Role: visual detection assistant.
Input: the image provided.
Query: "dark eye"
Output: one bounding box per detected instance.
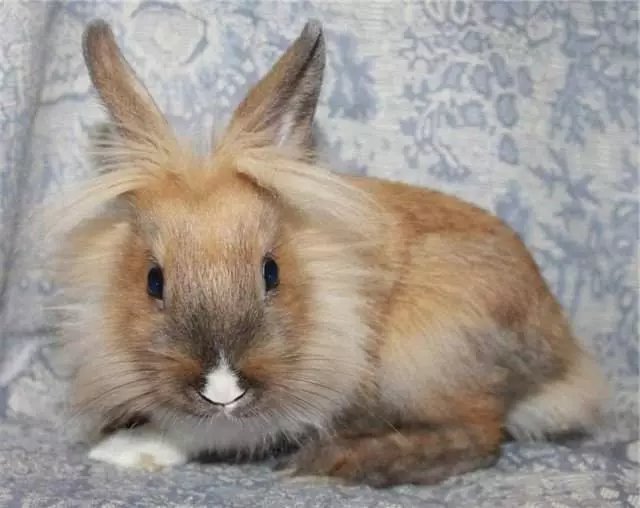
[262,256,279,292]
[147,266,164,300]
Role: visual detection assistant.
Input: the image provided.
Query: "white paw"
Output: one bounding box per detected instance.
[88,427,188,471]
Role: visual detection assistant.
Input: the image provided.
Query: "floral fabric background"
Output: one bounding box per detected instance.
[0,1,638,506]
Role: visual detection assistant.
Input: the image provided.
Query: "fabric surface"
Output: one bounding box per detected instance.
[0,1,638,506]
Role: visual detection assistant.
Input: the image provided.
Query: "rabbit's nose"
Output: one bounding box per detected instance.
[198,361,247,407]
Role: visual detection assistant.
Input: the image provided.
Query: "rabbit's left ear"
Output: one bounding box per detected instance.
[223,20,325,153]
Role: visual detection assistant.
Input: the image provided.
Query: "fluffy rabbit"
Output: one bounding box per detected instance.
[52,19,607,487]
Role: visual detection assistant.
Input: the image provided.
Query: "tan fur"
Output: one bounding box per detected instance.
[49,19,607,486]
[81,20,172,146]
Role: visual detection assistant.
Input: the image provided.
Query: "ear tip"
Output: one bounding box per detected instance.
[300,19,326,65]
[82,19,115,52]
[302,19,324,40]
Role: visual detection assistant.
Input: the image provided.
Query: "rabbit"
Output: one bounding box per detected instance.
[50,18,608,487]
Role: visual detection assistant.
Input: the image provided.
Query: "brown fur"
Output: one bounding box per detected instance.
[49,19,607,486]
[279,393,504,487]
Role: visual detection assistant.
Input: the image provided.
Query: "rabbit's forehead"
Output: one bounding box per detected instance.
[139,177,281,265]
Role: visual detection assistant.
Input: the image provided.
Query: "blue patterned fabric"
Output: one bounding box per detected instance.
[0,1,637,506]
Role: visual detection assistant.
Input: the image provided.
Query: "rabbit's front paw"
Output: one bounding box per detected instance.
[88,427,188,471]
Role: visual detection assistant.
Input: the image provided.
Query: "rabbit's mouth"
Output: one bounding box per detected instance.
[183,383,260,420]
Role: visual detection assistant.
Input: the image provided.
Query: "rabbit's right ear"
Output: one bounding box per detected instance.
[82,20,171,147]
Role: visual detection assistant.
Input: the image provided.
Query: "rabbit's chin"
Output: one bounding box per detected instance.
[149,405,318,458]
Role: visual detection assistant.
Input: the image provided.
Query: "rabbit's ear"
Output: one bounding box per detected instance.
[82,20,171,146]
[224,20,325,153]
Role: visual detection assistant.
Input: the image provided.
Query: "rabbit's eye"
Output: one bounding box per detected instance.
[262,256,279,292]
[147,266,164,300]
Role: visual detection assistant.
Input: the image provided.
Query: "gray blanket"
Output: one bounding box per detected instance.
[1,1,638,506]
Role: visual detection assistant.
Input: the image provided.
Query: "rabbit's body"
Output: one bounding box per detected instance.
[347,174,601,438]
[53,20,606,487]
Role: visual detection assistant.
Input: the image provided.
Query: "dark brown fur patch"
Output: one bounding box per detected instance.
[279,394,503,487]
